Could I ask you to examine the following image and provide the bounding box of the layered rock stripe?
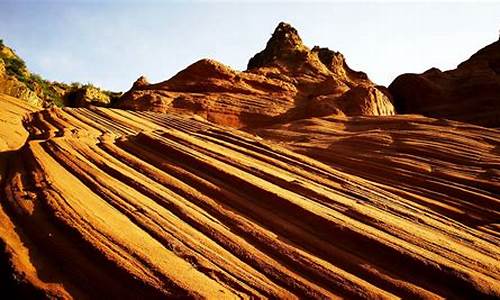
[0,95,499,298]
[1,21,500,300]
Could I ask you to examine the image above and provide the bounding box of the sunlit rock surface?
[0,93,498,298]
[116,23,394,128]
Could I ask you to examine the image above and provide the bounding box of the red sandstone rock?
[116,22,394,128]
[389,39,500,128]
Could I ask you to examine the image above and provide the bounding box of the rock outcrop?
[0,93,37,152]
[1,22,499,300]
[0,44,44,107]
[116,22,394,128]
[389,39,500,128]
[65,84,116,108]
[0,40,118,108]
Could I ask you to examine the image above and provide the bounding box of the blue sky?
[1,1,499,92]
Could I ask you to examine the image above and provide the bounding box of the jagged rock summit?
[389,39,500,127]
[132,75,150,89]
[247,22,368,84]
[116,22,395,127]
[247,22,312,71]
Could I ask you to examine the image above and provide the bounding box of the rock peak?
[119,22,394,127]
[132,75,150,89]
[247,22,306,70]
[271,22,303,49]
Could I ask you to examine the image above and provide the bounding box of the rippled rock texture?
[1,22,500,300]
[0,93,499,299]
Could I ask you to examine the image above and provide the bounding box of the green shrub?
[1,47,116,107]
[4,56,27,79]
[51,95,64,107]
[30,73,44,84]
[70,82,82,89]
[83,82,96,89]
[0,42,67,107]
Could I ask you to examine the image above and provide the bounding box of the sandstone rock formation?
[0,94,37,152]
[0,40,118,108]
[0,44,44,107]
[65,84,116,107]
[1,22,500,300]
[0,93,498,298]
[254,115,500,229]
[116,23,394,128]
[389,39,500,128]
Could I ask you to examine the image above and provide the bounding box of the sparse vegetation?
[3,56,28,80]
[0,41,119,108]
[31,74,65,107]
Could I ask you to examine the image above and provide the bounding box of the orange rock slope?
[0,93,37,152]
[389,38,500,128]
[0,92,499,299]
[116,23,394,128]
[253,115,500,232]
[1,22,500,300]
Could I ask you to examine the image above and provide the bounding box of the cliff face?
[116,22,394,128]
[389,39,500,128]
